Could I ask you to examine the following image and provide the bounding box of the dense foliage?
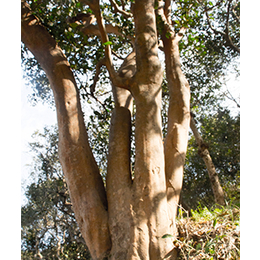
[22,0,240,110]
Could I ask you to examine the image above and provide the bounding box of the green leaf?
[196,243,202,250]
[162,234,174,239]
[213,218,217,227]
[102,41,112,46]
[165,31,172,39]
[69,22,79,29]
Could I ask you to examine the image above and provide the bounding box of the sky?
[21,80,57,204]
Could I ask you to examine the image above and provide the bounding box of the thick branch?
[157,1,175,38]
[128,2,174,259]
[79,0,133,90]
[133,0,162,80]
[164,0,172,25]
[90,57,106,95]
[21,1,111,258]
[106,87,133,258]
[159,0,190,237]
[158,1,186,43]
[163,34,190,233]
[106,51,135,194]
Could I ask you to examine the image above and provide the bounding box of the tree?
[21,0,240,259]
[183,109,240,209]
[21,110,240,258]
[190,113,225,206]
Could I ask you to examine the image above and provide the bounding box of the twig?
[205,9,225,36]
[111,50,125,60]
[204,0,240,54]
[224,0,240,53]
[78,1,115,78]
[79,0,132,90]
[109,0,132,18]
[157,0,187,43]
[224,88,240,108]
[67,13,96,26]
[231,1,240,22]
[90,57,106,95]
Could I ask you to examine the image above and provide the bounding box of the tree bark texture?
[190,116,225,206]
[106,56,134,259]
[22,0,191,259]
[158,0,191,237]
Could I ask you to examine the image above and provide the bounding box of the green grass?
[175,204,240,259]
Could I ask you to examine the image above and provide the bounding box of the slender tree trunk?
[106,53,135,259]
[190,115,225,206]
[159,1,190,238]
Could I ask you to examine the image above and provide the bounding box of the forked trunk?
[22,0,191,259]
[162,30,190,239]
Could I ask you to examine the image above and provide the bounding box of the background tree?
[21,0,240,259]
[183,108,240,209]
[190,113,226,206]
[21,127,91,259]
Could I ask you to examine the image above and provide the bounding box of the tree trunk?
[21,2,111,259]
[106,54,134,259]
[190,115,225,206]
[21,0,192,259]
[160,2,191,238]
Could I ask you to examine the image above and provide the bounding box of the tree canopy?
[22,0,239,111]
